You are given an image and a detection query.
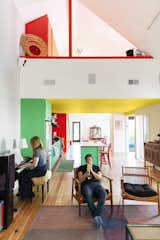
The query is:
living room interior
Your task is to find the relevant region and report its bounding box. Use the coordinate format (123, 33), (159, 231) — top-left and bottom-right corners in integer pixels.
(1, 0), (160, 239)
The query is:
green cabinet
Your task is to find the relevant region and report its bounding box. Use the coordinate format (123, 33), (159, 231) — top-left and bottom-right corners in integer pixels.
(81, 146), (99, 166)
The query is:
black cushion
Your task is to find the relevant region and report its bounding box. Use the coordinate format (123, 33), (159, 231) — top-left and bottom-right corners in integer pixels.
(124, 183), (157, 197)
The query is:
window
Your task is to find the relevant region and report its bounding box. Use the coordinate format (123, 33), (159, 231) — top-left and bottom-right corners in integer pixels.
(72, 122), (80, 142)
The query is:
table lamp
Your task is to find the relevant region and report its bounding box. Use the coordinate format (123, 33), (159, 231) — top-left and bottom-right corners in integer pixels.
(19, 138), (28, 149)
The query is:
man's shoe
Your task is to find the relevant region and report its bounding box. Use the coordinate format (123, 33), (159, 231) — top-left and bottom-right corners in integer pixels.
(93, 216), (101, 228)
(97, 216), (104, 227)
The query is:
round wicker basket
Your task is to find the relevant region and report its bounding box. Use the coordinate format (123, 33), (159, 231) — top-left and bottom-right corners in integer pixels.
(20, 34), (48, 57)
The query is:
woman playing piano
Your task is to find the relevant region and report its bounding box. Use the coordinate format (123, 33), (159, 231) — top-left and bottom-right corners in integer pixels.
(18, 136), (47, 200)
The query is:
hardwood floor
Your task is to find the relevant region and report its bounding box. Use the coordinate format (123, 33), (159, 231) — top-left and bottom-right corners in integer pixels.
(0, 152), (147, 240)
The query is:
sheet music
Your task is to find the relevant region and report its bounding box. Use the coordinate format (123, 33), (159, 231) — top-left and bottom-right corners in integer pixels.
(12, 148), (23, 165)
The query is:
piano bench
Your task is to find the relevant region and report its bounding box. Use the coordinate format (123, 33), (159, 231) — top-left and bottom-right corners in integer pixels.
(31, 170), (52, 203)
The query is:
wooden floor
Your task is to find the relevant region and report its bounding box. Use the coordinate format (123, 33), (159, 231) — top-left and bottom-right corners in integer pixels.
(0, 152), (153, 240)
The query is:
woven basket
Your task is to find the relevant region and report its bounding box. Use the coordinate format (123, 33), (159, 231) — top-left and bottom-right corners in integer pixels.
(20, 34), (48, 57)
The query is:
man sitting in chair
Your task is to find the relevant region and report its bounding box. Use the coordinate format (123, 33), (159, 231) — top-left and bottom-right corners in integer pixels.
(78, 154), (106, 227)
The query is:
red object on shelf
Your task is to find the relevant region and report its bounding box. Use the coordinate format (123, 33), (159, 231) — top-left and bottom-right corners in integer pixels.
(20, 34), (48, 57)
(29, 45), (41, 55)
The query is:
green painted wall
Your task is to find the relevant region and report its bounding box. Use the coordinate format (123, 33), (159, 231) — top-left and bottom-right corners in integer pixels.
(81, 146), (99, 166)
(21, 99), (51, 157)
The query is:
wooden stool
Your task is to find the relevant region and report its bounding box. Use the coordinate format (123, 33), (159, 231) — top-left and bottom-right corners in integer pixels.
(100, 144), (111, 167)
(31, 170), (52, 203)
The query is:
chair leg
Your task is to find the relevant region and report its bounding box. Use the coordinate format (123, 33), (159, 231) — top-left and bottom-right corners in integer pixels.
(110, 197), (113, 206)
(47, 180), (50, 192)
(71, 180), (74, 200)
(158, 201), (160, 215)
(79, 203), (81, 216)
(42, 184), (44, 203)
(107, 152), (111, 167)
(157, 183), (160, 215)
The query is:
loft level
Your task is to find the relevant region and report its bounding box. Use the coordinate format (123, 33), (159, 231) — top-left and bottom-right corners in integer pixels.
(20, 56), (153, 59)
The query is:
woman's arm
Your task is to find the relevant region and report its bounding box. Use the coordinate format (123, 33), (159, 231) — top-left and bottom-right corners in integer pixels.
(20, 157), (39, 169)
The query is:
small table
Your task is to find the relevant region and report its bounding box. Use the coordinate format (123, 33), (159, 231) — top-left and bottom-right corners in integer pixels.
(126, 224), (160, 240)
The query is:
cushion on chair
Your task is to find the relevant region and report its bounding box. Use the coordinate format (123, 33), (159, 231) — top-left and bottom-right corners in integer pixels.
(32, 170), (52, 185)
(124, 183), (157, 197)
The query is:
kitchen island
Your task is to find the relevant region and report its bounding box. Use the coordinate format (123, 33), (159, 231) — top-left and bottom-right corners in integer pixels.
(81, 141), (106, 166)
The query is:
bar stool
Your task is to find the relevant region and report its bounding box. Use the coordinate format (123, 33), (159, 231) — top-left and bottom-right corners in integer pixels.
(100, 144), (111, 167)
(31, 170), (52, 203)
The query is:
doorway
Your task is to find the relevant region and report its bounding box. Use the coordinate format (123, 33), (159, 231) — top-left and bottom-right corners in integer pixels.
(128, 116), (135, 152)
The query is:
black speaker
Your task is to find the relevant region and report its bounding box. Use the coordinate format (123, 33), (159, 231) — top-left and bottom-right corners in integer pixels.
(126, 49), (134, 56)
(0, 154), (15, 228)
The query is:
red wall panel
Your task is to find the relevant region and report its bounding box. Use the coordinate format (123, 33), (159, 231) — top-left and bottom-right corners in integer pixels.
(25, 15), (49, 45)
(52, 114), (67, 152)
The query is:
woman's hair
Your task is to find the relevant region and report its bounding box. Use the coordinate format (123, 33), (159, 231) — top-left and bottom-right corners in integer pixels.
(30, 136), (43, 150)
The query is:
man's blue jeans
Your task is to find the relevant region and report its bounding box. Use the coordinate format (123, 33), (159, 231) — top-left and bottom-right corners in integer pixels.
(81, 181), (106, 217)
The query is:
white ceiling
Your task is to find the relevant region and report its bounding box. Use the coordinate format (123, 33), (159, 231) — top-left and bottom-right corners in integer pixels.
(79, 0), (160, 58)
(14, 0), (160, 58)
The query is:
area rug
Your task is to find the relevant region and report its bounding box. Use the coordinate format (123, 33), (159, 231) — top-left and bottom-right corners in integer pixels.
(56, 160), (74, 172)
(24, 205), (159, 240)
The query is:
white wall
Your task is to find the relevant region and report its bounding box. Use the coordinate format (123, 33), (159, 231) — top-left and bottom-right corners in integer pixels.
(0, 1), (24, 153)
(19, 58), (160, 98)
(15, 0), (68, 56)
(68, 114), (111, 142)
(135, 104), (160, 141)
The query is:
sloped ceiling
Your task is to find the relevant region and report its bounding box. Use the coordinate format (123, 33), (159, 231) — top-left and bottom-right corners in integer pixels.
(73, 0), (135, 56)
(15, 0), (160, 57)
(80, 0), (160, 58)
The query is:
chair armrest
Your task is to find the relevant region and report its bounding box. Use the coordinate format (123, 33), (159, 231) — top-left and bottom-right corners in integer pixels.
(72, 177), (82, 195)
(150, 175), (160, 184)
(102, 175), (113, 193)
(123, 173), (148, 177)
(72, 177), (80, 184)
(121, 178), (125, 192)
(102, 175), (113, 181)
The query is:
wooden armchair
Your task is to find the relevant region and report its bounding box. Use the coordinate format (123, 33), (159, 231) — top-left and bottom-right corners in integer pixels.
(121, 166), (160, 214)
(71, 168), (113, 216)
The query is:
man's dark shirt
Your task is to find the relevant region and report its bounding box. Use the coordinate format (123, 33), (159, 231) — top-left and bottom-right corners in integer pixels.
(78, 164), (101, 186)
